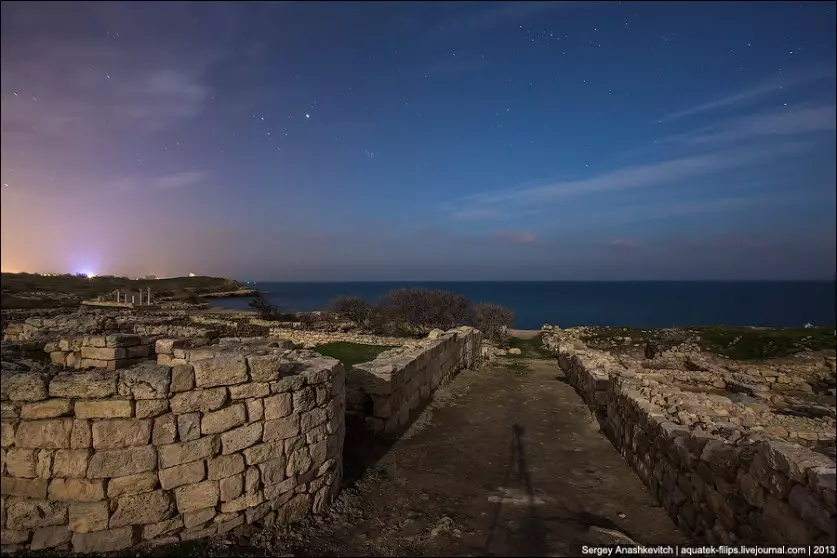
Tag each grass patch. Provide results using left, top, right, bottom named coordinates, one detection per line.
left=314, top=342, right=396, bottom=368
left=692, top=326, right=836, bottom=360
left=505, top=334, right=553, bottom=359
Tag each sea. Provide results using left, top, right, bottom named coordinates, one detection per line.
left=208, top=281, right=836, bottom=330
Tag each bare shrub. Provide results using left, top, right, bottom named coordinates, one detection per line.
left=471, top=302, right=514, bottom=344
left=247, top=291, right=285, bottom=320
left=329, top=296, right=372, bottom=326
left=377, top=288, right=471, bottom=331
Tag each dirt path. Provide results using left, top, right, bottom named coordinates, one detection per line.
left=231, top=357, right=686, bottom=557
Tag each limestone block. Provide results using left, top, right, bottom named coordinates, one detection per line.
left=247, top=354, right=283, bottom=383
left=807, top=466, right=836, bottom=509
left=53, top=449, right=91, bottom=478
left=259, top=457, right=289, bottom=486
left=220, top=423, right=262, bottom=455
left=174, top=481, right=219, bottom=513
left=293, top=388, right=316, bottom=413
left=264, top=477, right=295, bottom=500
left=263, top=415, right=300, bottom=443
left=177, top=412, right=201, bottom=442
left=5, top=498, right=67, bottom=530
left=787, top=484, right=833, bottom=534
left=87, top=446, right=157, bottom=478
left=1, top=421, right=15, bottom=447
left=82, top=336, right=106, bottom=348
left=81, top=346, right=126, bottom=360
left=48, top=478, right=105, bottom=501
left=15, top=419, right=73, bottom=449
left=136, top=399, right=169, bottom=419
left=126, top=345, right=151, bottom=358
left=242, top=441, right=283, bottom=466
left=50, top=371, right=117, bottom=399
left=68, top=501, right=109, bottom=533
left=219, top=513, right=246, bottom=532
left=229, top=382, right=270, bottom=400
left=71, top=526, right=134, bottom=553
left=30, top=525, right=72, bottom=550
left=286, top=447, right=312, bottom=477
left=142, top=516, right=183, bottom=540
left=75, top=400, right=133, bottom=419
left=152, top=413, right=177, bottom=445
left=106, top=334, right=141, bottom=348
left=208, top=453, right=244, bottom=480
left=107, top=471, right=158, bottom=498
left=158, top=436, right=218, bottom=468
left=309, top=441, right=327, bottom=467
left=220, top=474, right=243, bottom=502
left=160, top=460, right=205, bottom=490
left=21, top=399, right=72, bottom=420
left=183, top=506, right=216, bottom=528
left=275, top=493, right=311, bottom=524
left=245, top=466, right=260, bottom=493
left=301, top=408, right=327, bottom=432
left=70, top=420, right=92, bottom=449
left=201, top=404, right=246, bottom=435
left=273, top=375, right=304, bottom=393
left=219, top=490, right=263, bottom=513
left=3, top=373, right=48, bottom=402
left=154, top=339, right=178, bottom=355
left=170, top=388, right=227, bottom=414
left=247, top=398, right=264, bottom=422
left=1, top=476, right=48, bottom=498
left=180, top=524, right=216, bottom=540
left=264, top=394, right=293, bottom=420
left=110, top=489, right=175, bottom=528
left=92, top=419, right=151, bottom=449
left=80, top=358, right=109, bottom=369
left=5, top=448, right=37, bottom=477
left=171, top=364, right=195, bottom=393
left=118, top=364, right=171, bottom=399
left=192, top=356, right=248, bottom=388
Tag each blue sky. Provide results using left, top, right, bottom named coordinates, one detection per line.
left=1, top=1, right=834, bottom=280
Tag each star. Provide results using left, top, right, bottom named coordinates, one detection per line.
left=305, top=113, right=310, bottom=119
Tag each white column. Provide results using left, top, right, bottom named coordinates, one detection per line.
left=131, top=295, right=135, bottom=304
left=148, top=288, right=152, bottom=304
left=115, top=290, right=120, bottom=302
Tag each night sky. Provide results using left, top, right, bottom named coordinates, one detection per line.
left=1, top=1, right=835, bottom=281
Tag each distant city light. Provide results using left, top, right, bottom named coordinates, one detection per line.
left=189, top=272, right=196, bottom=277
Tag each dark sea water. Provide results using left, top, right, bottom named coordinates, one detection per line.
left=210, top=281, right=836, bottom=330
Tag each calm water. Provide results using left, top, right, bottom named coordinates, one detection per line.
left=210, top=281, right=836, bottom=330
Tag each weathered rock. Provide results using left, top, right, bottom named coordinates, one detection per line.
left=259, top=457, right=288, bottom=486
left=5, top=498, right=67, bottom=530
left=177, top=412, right=201, bottom=441
left=1, top=476, right=48, bottom=498
left=71, top=526, right=134, bottom=553
left=135, top=399, right=169, bottom=419
left=21, top=399, right=72, bottom=420
left=220, top=423, right=262, bottom=455
left=192, top=356, right=248, bottom=388
left=107, top=471, right=158, bottom=498
left=68, top=501, right=109, bottom=533
left=183, top=506, right=216, bottom=528
left=171, top=364, right=195, bottom=393
left=48, top=478, right=105, bottom=501
left=30, top=525, right=72, bottom=550
left=118, top=364, right=171, bottom=399
left=142, top=516, right=183, bottom=540
left=264, top=393, right=293, bottom=420
left=52, top=449, right=91, bottom=478
left=92, top=419, right=151, bottom=449
left=263, top=414, right=300, bottom=442
left=242, top=441, right=283, bottom=466
left=49, top=371, right=117, bottom=399
left=219, top=474, right=243, bottom=502
left=246, top=354, right=282, bottom=383
left=158, top=436, right=218, bottom=468
left=3, top=373, right=48, bottom=402
left=159, top=461, right=205, bottom=490
left=75, top=400, right=133, bottom=419
left=207, top=453, right=244, bottom=480
left=169, top=388, right=227, bottom=414
left=15, top=419, right=73, bottom=449
left=173, top=481, right=219, bottom=513
left=152, top=413, right=177, bottom=445
left=87, top=446, right=157, bottom=478
left=229, top=382, right=270, bottom=400
left=201, top=404, right=246, bottom=435
left=109, top=489, right=175, bottom=527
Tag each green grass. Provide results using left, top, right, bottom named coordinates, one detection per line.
left=504, top=334, right=553, bottom=359
left=314, top=342, right=396, bottom=367
left=692, top=326, right=836, bottom=360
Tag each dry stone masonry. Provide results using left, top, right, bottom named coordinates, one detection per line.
left=347, top=326, right=482, bottom=436
left=0, top=341, right=346, bottom=553
left=543, top=328, right=836, bottom=546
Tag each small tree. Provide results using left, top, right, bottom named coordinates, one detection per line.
left=471, top=302, right=514, bottom=344
left=247, top=291, right=283, bottom=320
left=329, top=296, right=372, bottom=326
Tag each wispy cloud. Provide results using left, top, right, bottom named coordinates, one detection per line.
left=657, top=67, right=835, bottom=123
left=154, top=171, right=206, bottom=190
left=107, top=172, right=206, bottom=193
left=490, top=230, right=538, bottom=245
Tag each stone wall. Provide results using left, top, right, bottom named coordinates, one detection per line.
left=550, top=339, right=835, bottom=546
left=44, top=334, right=156, bottom=371
left=347, top=326, right=482, bottom=436
left=0, top=348, right=345, bottom=553
left=267, top=328, right=415, bottom=348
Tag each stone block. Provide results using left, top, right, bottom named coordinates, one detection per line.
left=264, top=393, right=293, bottom=420
left=242, top=441, right=283, bottom=466
left=87, top=445, right=157, bottom=478
left=273, top=375, right=305, bottom=393
left=106, top=334, right=141, bottom=348
left=245, top=466, right=260, bottom=493
left=126, top=345, right=151, bottom=358
left=48, top=478, right=105, bottom=501
left=1, top=476, right=48, bottom=498
left=1, top=421, right=15, bottom=447
left=75, top=399, right=133, bottom=419
left=174, top=481, right=219, bottom=513
left=142, top=516, right=183, bottom=540
left=158, top=436, right=218, bottom=468
left=3, top=373, right=48, bottom=401
left=70, top=420, right=92, bottom=449
left=160, top=460, right=205, bottom=490
left=92, top=419, right=152, bottom=449
left=5, top=498, right=67, bottom=530
left=15, top=419, right=72, bottom=448
left=107, top=471, right=158, bottom=498
left=117, top=364, right=171, bottom=399
left=247, top=354, right=282, bottom=383
left=80, top=358, right=109, bottom=369
left=71, top=526, right=134, bottom=553
left=53, top=449, right=91, bottom=478
left=183, top=506, right=216, bottom=529
left=5, top=448, right=37, bottom=478
left=193, top=356, right=248, bottom=388
left=171, top=364, right=195, bottom=393
left=50, top=371, right=117, bottom=399
left=263, top=414, right=300, bottom=443
left=208, top=453, right=245, bottom=480
left=286, top=447, right=312, bottom=477
left=21, top=399, right=72, bottom=420
left=247, top=398, right=264, bottom=422
left=68, top=501, right=110, bottom=533
left=220, top=474, right=243, bottom=502
left=30, top=524, right=72, bottom=550
left=293, top=388, right=316, bottom=413
left=155, top=339, right=178, bottom=355
left=81, top=346, right=126, bottom=360
left=180, top=524, right=216, bottom=540
left=50, top=351, right=68, bottom=366
left=110, top=489, right=175, bottom=527
left=83, top=336, right=106, bottom=348
left=301, top=408, right=327, bottom=432
left=221, top=423, right=262, bottom=455
left=0, top=528, right=30, bottom=544
left=218, top=513, right=245, bottom=533
left=177, top=412, right=201, bottom=441
left=229, top=382, right=270, bottom=400
left=259, top=457, right=288, bottom=486
left=170, top=388, right=227, bottom=414
left=202, top=404, right=247, bottom=436
left=219, top=490, right=263, bottom=513
left=275, top=492, right=311, bottom=524
left=152, top=413, right=177, bottom=445
left=788, top=484, right=833, bottom=534
left=136, top=399, right=169, bottom=419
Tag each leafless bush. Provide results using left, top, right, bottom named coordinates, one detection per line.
left=378, top=288, right=471, bottom=331
left=247, top=291, right=285, bottom=320
left=471, top=302, right=514, bottom=344
left=329, top=296, right=372, bottom=326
